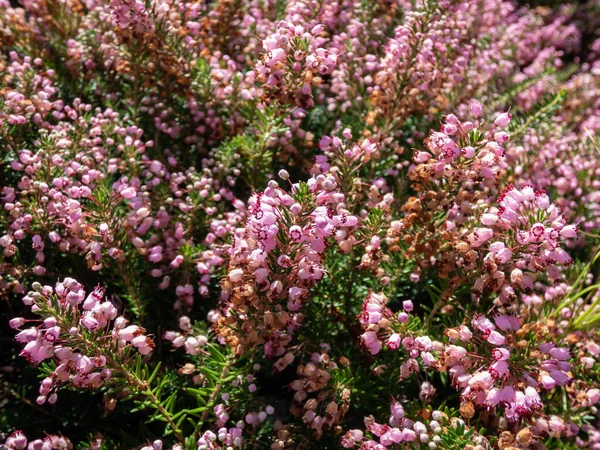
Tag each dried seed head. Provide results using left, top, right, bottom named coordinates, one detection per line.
left=516, top=428, right=532, bottom=445
left=459, top=400, right=475, bottom=419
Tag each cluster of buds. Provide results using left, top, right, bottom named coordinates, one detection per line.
left=341, top=404, right=489, bottom=449
left=311, top=132, right=395, bottom=277
left=368, top=2, right=496, bottom=126
left=216, top=177, right=358, bottom=358
left=0, top=53, right=59, bottom=128
left=140, top=440, right=177, bottom=450
left=164, top=315, right=208, bottom=356
left=118, top=164, right=240, bottom=309
left=2, top=431, right=72, bottom=450
left=255, top=21, right=338, bottom=108
left=359, top=293, right=438, bottom=378
left=12, top=279, right=153, bottom=404
left=213, top=366, right=275, bottom=427
left=386, top=104, right=516, bottom=291
left=109, top=0, right=155, bottom=34
left=1, top=103, right=145, bottom=275
left=316, top=133, right=379, bottom=168
left=197, top=422, right=244, bottom=450
left=0, top=94, right=239, bottom=308
left=414, top=103, right=511, bottom=183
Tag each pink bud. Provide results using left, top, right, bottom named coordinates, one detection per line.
left=494, top=131, right=509, bottom=143
left=9, top=317, right=25, bottom=329
left=549, top=347, right=570, bottom=361
left=397, top=312, right=408, bottom=323
left=311, top=24, right=325, bottom=35
left=461, top=146, right=475, bottom=158
left=81, top=314, right=99, bottom=330
left=586, top=388, right=600, bottom=405
left=120, top=187, right=136, bottom=199
left=486, top=330, right=506, bottom=346
left=541, top=375, right=556, bottom=389
left=494, top=112, right=512, bottom=128
left=361, top=331, right=382, bottom=355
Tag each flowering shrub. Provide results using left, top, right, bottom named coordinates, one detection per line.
left=2, top=0, right=600, bottom=449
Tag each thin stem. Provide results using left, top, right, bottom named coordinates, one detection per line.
left=197, top=358, right=234, bottom=432
left=7, top=388, right=53, bottom=417
left=120, top=365, right=185, bottom=443
left=425, top=296, right=444, bottom=329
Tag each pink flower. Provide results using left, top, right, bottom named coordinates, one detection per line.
left=361, top=331, right=382, bottom=355
left=541, top=375, right=556, bottom=389
left=9, top=317, right=25, bottom=329
left=229, top=268, right=244, bottom=282
left=6, top=431, right=27, bottom=449
left=118, top=325, right=142, bottom=341
left=401, top=429, right=417, bottom=442
left=470, top=100, right=483, bottom=117
left=549, top=347, right=571, bottom=361
left=586, top=388, right=600, bottom=406
left=494, top=131, right=509, bottom=143
left=387, top=333, right=401, bottom=351
left=81, top=314, right=99, bottom=330
left=120, top=187, right=136, bottom=199
left=560, top=224, right=578, bottom=238
left=492, top=348, right=510, bottom=360
left=494, top=112, right=512, bottom=128
left=486, top=330, right=506, bottom=346
left=493, top=315, right=520, bottom=332
left=481, top=213, right=498, bottom=226
left=549, top=370, right=571, bottom=386
left=489, top=360, right=509, bottom=379
left=472, top=227, right=494, bottom=244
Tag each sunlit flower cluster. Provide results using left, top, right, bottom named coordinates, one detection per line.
left=3, top=0, right=600, bottom=448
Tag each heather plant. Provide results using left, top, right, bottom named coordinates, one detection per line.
left=2, top=0, right=600, bottom=449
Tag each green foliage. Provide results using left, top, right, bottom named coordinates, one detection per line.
left=508, top=89, right=567, bottom=138
left=214, top=104, right=291, bottom=191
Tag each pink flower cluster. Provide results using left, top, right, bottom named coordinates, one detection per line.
left=217, top=175, right=358, bottom=357
left=415, top=103, right=511, bottom=182
left=197, top=425, right=244, bottom=450
left=359, top=293, right=437, bottom=378
left=110, top=0, right=154, bottom=33
left=0, top=53, right=58, bottom=127
left=2, top=0, right=600, bottom=448
left=164, top=315, right=208, bottom=355
left=12, top=279, right=153, bottom=404
left=471, top=183, right=576, bottom=302
left=443, top=314, right=574, bottom=423
left=0, top=95, right=240, bottom=308
left=3, top=431, right=72, bottom=450
left=255, top=21, right=338, bottom=107
left=341, top=403, right=488, bottom=449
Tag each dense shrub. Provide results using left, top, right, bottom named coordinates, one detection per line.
left=2, top=0, right=600, bottom=449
